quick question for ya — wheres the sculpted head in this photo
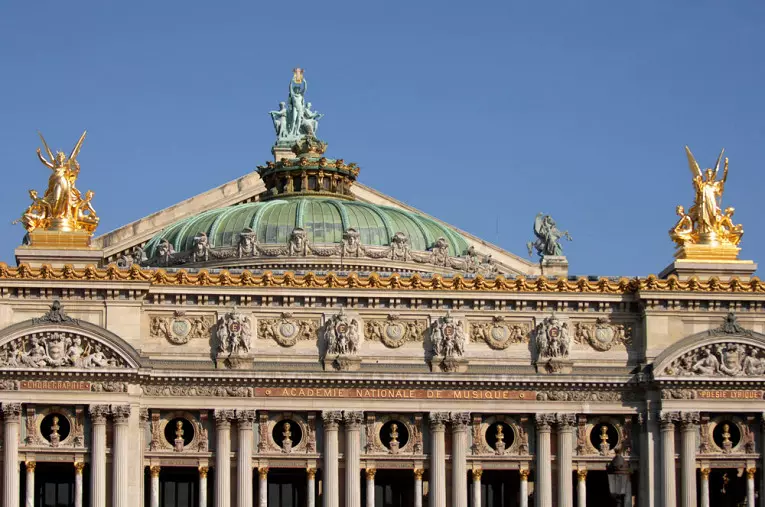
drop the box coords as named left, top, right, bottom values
left=54, top=152, right=67, bottom=166
left=724, top=207, right=735, bottom=217
left=705, top=168, right=714, bottom=180
left=675, top=205, right=685, bottom=216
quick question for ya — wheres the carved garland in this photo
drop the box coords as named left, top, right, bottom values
left=149, top=312, right=214, bottom=345
left=365, top=315, right=425, bottom=348
left=573, top=318, right=632, bottom=351
left=258, top=314, right=318, bottom=347
left=470, top=317, right=531, bottom=350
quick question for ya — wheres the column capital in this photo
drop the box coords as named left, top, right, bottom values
left=700, top=468, right=710, bottom=479
left=322, top=410, right=343, bottom=430
left=150, top=465, right=161, bottom=478
left=139, top=408, right=149, bottom=422
left=577, top=469, right=587, bottom=481
left=111, top=405, right=131, bottom=425
left=556, top=413, right=577, bottom=429
left=74, top=462, right=85, bottom=474
left=413, top=468, right=424, bottom=480
left=89, top=404, right=110, bottom=424
left=519, top=469, right=530, bottom=480
left=306, top=467, right=317, bottom=479
left=343, top=410, right=364, bottom=429
left=214, top=409, right=235, bottom=428
left=679, top=411, right=700, bottom=429
left=26, top=461, right=36, bottom=472
left=1, top=402, right=22, bottom=422
left=659, top=410, right=680, bottom=429
left=535, top=413, right=555, bottom=431
left=199, top=466, right=208, bottom=479
left=471, top=468, right=483, bottom=480
left=429, top=411, right=450, bottom=430
left=450, top=412, right=471, bottom=430
left=236, top=409, right=256, bottom=428
left=258, top=466, right=269, bottom=479
left=365, top=468, right=376, bottom=480
left=747, top=467, right=757, bottom=479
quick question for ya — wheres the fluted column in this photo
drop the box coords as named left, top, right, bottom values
left=660, top=411, right=679, bottom=507
left=519, top=469, right=529, bottom=507
left=307, top=468, right=316, bottom=507
left=89, top=404, right=109, bottom=507
left=236, top=410, right=255, bottom=507
left=699, top=468, right=709, bottom=507
left=112, top=405, right=131, bottom=507
left=25, top=461, right=35, bottom=507
left=74, top=462, right=85, bottom=507
left=139, top=410, right=150, bottom=504
left=638, top=409, right=659, bottom=507
left=322, top=411, right=342, bottom=507
left=258, top=467, right=268, bottom=507
left=150, top=466, right=161, bottom=507
left=414, top=468, right=424, bottom=507
left=535, top=414, right=554, bottom=507
left=429, top=412, right=449, bottom=507
left=344, top=411, right=364, bottom=507
left=556, top=414, right=576, bottom=507
left=3, top=403, right=21, bottom=507
left=451, top=412, right=470, bottom=507
left=747, top=468, right=756, bottom=507
left=215, top=409, right=235, bottom=507
left=471, top=469, right=482, bottom=507
left=365, top=469, right=376, bottom=507
left=679, top=412, right=698, bottom=507
left=577, top=470, right=587, bottom=507
left=199, top=467, right=209, bottom=507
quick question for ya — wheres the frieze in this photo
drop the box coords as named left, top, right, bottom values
left=150, top=311, right=214, bottom=345
left=259, top=313, right=318, bottom=347
left=143, top=385, right=255, bottom=397
left=365, top=315, right=425, bottom=348
left=470, top=317, right=530, bottom=349
left=536, top=390, right=636, bottom=402
left=0, top=332, right=128, bottom=369
left=574, top=318, right=632, bottom=351
left=662, top=342, right=765, bottom=377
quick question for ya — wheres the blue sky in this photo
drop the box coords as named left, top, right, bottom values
left=1, top=1, right=763, bottom=276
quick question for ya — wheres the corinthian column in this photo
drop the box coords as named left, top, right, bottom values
left=344, top=411, right=364, bottom=507
left=236, top=410, right=255, bottom=507
left=199, top=467, right=208, bottom=507
left=215, top=409, right=235, bottom=507
left=519, top=469, right=529, bottom=507
left=365, top=469, right=376, bottom=507
left=258, top=467, right=268, bottom=507
left=679, top=412, right=698, bottom=507
left=451, top=412, right=470, bottom=507
left=74, top=462, right=85, bottom=507
left=660, top=411, right=679, bottom=507
left=322, top=411, right=342, bottom=507
left=25, top=461, right=35, bottom=507
left=89, top=404, right=110, bottom=507
left=429, top=412, right=449, bottom=507
left=747, top=468, right=756, bottom=507
left=471, top=469, right=482, bottom=507
left=150, top=466, right=161, bottom=507
left=112, top=405, right=131, bottom=507
left=699, top=468, right=710, bottom=507
left=535, top=414, right=554, bottom=507
left=556, top=414, right=576, bottom=507
left=3, top=403, right=22, bottom=507
left=577, top=470, right=587, bottom=507
left=414, top=468, right=424, bottom=507
left=307, top=468, right=316, bottom=507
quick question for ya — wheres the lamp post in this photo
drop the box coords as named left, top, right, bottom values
left=607, top=449, right=631, bottom=507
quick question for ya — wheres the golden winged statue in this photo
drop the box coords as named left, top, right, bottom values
left=670, top=146, right=743, bottom=254
left=14, top=131, right=99, bottom=235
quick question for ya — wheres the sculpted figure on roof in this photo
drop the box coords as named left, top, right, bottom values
left=527, top=213, right=572, bottom=259
left=270, top=68, right=324, bottom=145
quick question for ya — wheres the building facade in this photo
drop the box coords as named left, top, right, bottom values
left=1, top=71, right=763, bottom=507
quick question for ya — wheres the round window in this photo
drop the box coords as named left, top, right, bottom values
left=41, top=413, right=70, bottom=443
left=590, top=422, right=619, bottom=451
left=164, top=418, right=195, bottom=447
left=486, top=422, right=514, bottom=451
left=273, top=420, right=302, bottom=449
left=380, top=420, right=409, bottom=450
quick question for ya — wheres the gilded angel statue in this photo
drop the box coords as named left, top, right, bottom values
left=36, top=131, right=86, bottom=220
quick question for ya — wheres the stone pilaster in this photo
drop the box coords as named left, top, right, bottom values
left=199, top=467, right=208, bottom=507
left=577, top=470, right=587, bottom=507
left=699, top=468, right=710, bottom=507
left=2, top=403, right=21, bottom=507
left=307, top=468, right=317, bottom=507
left=344, top=411, right=364, bottom=507
left=660, top=411, right=680, bottom=507
left=215, top=409, right=235, bottom=507
left=679, top=412, right=698, bottom=507
left=556, top=413, right=576, bottom=507
left=638, top=409, right=659, bottom=507
left=365, top=468, right=376, bottom=507
left=429, top=412, right=449, bottom=507
left=471, top=469, right=482, bottom=507
left=414, top=468, right=424, bottom=507
left=150, top=466, right=161, bottom=507
left=322, top=411, right=342, bottom=507
left=519, top=469, right=530, bottom=507
left=112, top=405, right=131, bottom=507
left=451, top=412, right=470, bottom=507
left=258, top=467, right=268, bottom=507
left=236, top=409, right=255, bottom=507
left=89, top=404, right=109, bottom=507
left=25, top=461, right=35, bottom=507
left=535, top=414, right=554, bottom=507
left=74, top=462, right=85, bottom=507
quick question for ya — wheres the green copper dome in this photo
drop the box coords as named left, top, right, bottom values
left=144, top=198, right=471, bottom=259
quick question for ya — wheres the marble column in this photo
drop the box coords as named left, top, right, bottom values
left=199, top=467, right=209, bottom=507
left=74, top=462, right=85, bottom=507
left=519, top=469, right=530, bottom=507
left=660, top=411, right=679, bottom=507
left=2, top=403, right=21, bottom=507
left=89, top=404, right=110, bottom=507
left=258, top=467, right=268, bottom=507
left=236, top=410, right=255, bottom=507
left=344, top=411, right=364, bottom=507
left=535, top=414, right=554, bottom=507
left=679, top=412, right=698, bottom=507
left=112, top=405, right=131, bottom=507
left=150, top=466, right=161, bottom=507
left=215, top=409, right=235, bottom=507
left=365, top=468, right=376, bottom=507
left=429, top=412, right=449, bottom=507
left=307, top=468, right=316, bottom=507
left=452, top=413, right=470, bottom=507
left=322, top=411, right=342, bottom=507
left=699, top=468, right=709, bottom=507
left=25, top=461, right=35, bottom=507
left=414, top=469, right=424, bottom=507
left=577, top=470, right=587, bottom=507
left=747, top=468, right=756, bottom=507
left=471, top=469, right=482, bottom=507
left=639, top=409, right=659, bottom=507
left=556, top=414, right=576, bottom=507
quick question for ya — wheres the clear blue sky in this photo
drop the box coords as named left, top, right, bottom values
left=1, top=1, right=763, bottom=276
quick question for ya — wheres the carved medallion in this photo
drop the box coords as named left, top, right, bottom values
left=150, top=311, right=214, bottom=345
left=365, top=315, right=425, bottom=348
left=471, top=317, right=530, bottom=350
left=259, top=313, right=318, bottom=347
left=574, top=317, right=632, bottom=352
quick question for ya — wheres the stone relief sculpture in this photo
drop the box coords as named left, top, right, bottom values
left=0, top=331, right=126, bottom=369
left=258, top=313, right=318, bottom=347
left=365, top=315, right=425, bottom=348
left=430, top=314, right=466, bottom=358
left=150, top=311, right=214, bottom=345
left=215, top=310, right=253, bottom=362
left=33, top=300, right=79, bottom=326
left=535, top=314, right=572, bottom=373
left=574, top=318, right=632, bottom=351
left=470, top=317, right=530, bottom=350
left=665, top=342, right=765, bottom=377
left=324, top=310, right=360, bottom=356
left=527, top=213, right=572, bottom=259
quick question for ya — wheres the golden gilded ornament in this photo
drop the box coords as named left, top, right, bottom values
left=14, top=131, right=99, bottom=236
left=670, top=146, right=743, bottom=260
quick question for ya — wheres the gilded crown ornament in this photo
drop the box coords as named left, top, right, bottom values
left=14, top=131, right=99, bottom=240
left=670, top=146, right=743, bottom=260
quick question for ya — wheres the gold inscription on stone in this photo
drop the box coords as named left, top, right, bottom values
left=697, top=390, right=763, bottom=399
left=20, top=380, right=91, bottom=391
left=257, top=387, right=534, bottom=400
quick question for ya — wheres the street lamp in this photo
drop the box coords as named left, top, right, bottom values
left=607, top=448, right=631, bottom=507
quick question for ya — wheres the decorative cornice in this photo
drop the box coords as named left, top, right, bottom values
left=2, top=263, right=763, bottom=294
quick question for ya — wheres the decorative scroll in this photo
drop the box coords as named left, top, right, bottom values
left=365, top=315, right=425, bottom=348
left=258, top=313, right=318, bottom=347
left=470, top=317, right=530, bottom=349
